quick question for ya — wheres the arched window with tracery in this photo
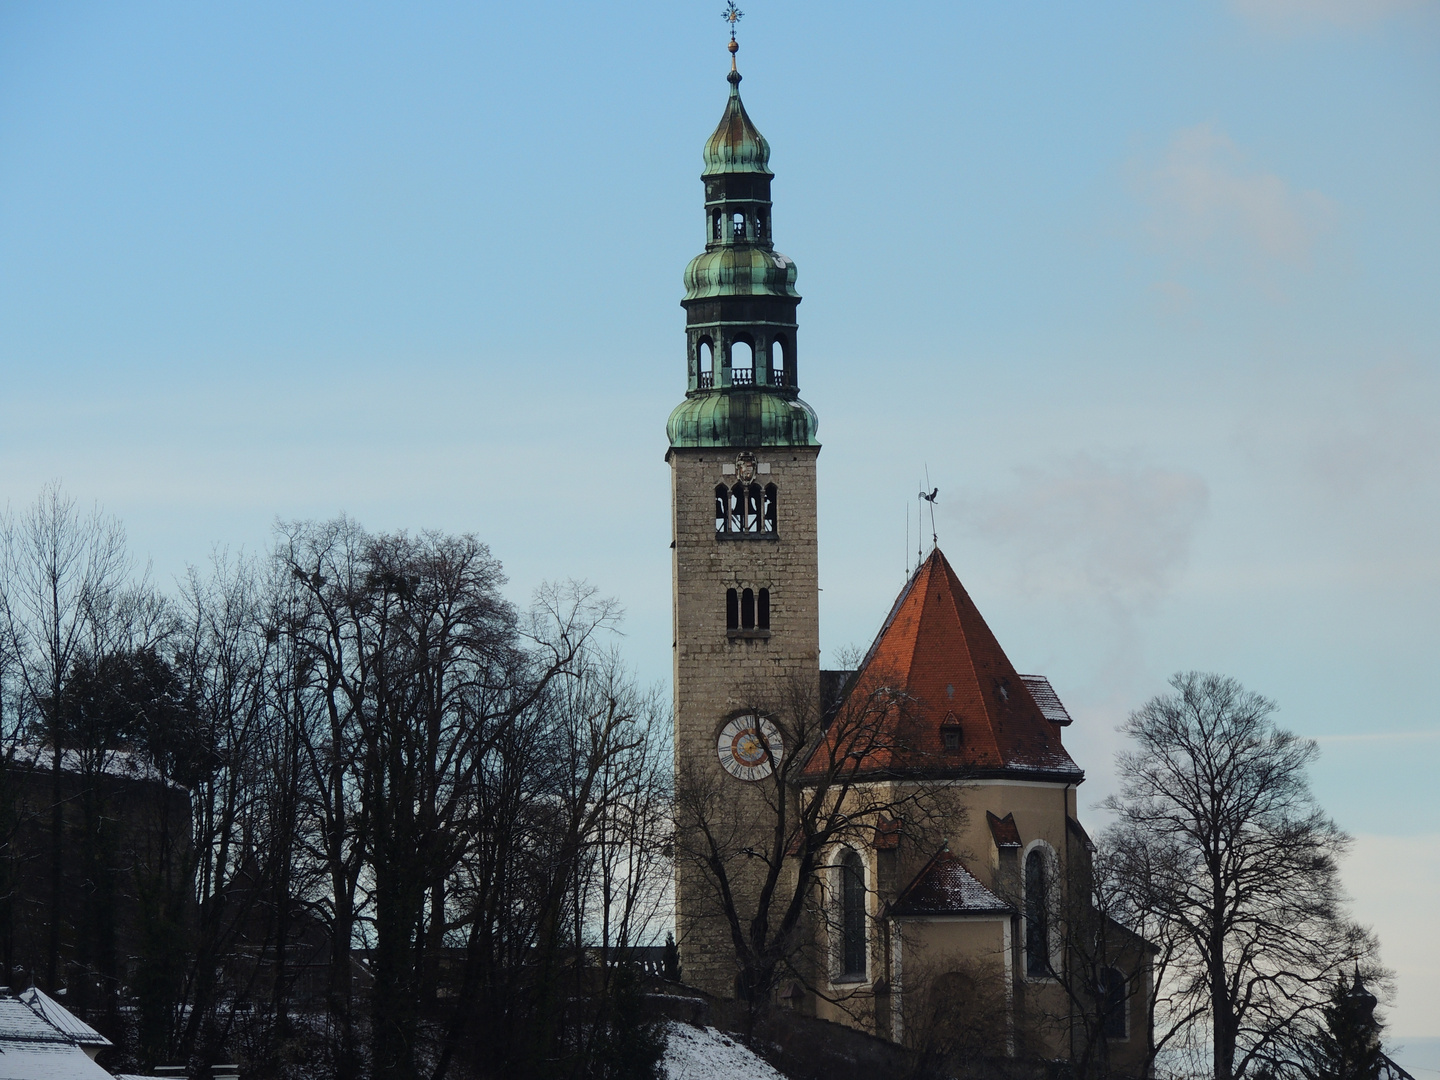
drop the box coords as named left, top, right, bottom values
left=839, top=850, right=866, bottom=979
left=740, top=588, right=755, bottom=630
left=725, top=589, right=739, bottom=631
left=762, top=483, right=777, bottom=533
left=715, top=485, right=728, bottom=533
left=1025, top=848, right=1051, bottom=977
left=729, top=484, right=745, bottom=533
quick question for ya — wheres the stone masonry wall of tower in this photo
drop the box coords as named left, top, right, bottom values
left=668, top=448, right=820, bottom=995
left=666, top=53, right=823, bottom=998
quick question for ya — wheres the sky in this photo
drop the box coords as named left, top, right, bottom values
left=1, top=0, right=1437, bottom=1046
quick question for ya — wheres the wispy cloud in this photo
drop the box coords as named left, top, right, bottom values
left=1232, top=362, right=1440, bottom=562
left=958, top=452, right=1210, bottom=616
left=1133, top=123, right=1335, bottom=270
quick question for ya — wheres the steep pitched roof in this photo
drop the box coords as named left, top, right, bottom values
left=888, top=846, right=1012, bottom=918
left=805, top=548, right=1082, bottom=781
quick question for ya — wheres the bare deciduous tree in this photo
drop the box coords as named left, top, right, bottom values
left=0, top=482, right=129, bottom=988
left=1102, top=672, right=1382, bottom=1080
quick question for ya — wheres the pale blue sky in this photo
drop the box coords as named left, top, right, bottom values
left=2, top=0, right=1437, bottom=1042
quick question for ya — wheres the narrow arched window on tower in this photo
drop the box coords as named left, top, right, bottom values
left=770, top=338, right=786, bottom=385
left=1025, top=849, right=1051, bottom=977
left=698, top=340, right=714, bottom=389
left=839, top=850, right=866, bottom=979
left=731, top=211, right=746, bottom=242
left=712, top=210, right=723, bottom=243
left=763, top=484, right=777, bottom=533
left=757, top=588, right=770, bottom=630
left=746, top=483, right=762, bottom=533
left=729, top=483, right=745, bottom=533
left=740, top=588, right=756, bottom=630
left=725, top=589, right=739, bottom=631
left=731, top=340, right=754, bottom=385
left=715, top=486, right=729, bottom=533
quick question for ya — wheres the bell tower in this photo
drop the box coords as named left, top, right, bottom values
left=666, top=33, right=822, bottom=996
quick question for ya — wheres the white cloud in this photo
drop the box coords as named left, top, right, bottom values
left=1231, top=0, right=1437, bottom=30
left=1133, top=123, right=1335, bottom=270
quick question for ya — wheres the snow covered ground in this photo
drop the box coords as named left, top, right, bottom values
left=663, top=1022, right=786, bottom=1080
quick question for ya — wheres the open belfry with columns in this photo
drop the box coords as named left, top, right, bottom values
left=666, top=28, right=1153, bottom=1074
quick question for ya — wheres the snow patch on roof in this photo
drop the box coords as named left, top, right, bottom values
left=1017, top=674, right=1073, bottom=727
left=664, top=1022, right=786, bottom=1080
left=890, top=848, right=1013, bottom=917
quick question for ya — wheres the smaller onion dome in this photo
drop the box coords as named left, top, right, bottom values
left=683, top=247, right=799, bottom=302
left=703, top=70, right=772, bottom=177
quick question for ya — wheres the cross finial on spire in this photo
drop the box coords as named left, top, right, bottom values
left=723, top=2, right=744, bottom=69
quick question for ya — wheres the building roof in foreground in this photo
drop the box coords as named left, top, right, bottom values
left=888, top=846, right=1013, bottom=918
left=804, top=548, right=1083, bottom=782
left=0, top=988, right=117, bottom=1080
left=16, top=988, right=111, bottom=1048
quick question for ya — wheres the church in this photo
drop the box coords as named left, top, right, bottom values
left=666, top=32, right=1153, bottom=1076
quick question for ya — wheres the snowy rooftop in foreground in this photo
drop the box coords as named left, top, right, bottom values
left=663, top=1022, right=786, bottom=1080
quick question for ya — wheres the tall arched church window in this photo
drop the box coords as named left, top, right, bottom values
left=757, top=588, right=770, bottom=630
left=1025, top=849, right=1051, bottom=977
left=729, top=484, right=745, bottom=533
left=725, top=589, right=739, bottom=631
left=839, top=851, right=866, bottom=979
left=1099, top=967, right=1128, bottom=1039
left=745, top=483, right=762, bottom=534
left=762, top=484, right=777, bottom=533
left=740, top=588, right=755, bottom=630
left=715, top=486, right=729, bottom=533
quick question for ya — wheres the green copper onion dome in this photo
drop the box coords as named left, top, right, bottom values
left=703, top=70, right=772, bottom=177
left=667, top=387, right=818, bottom=448
left=683, top=247, right=798, bottom=301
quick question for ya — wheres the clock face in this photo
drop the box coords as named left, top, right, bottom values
left=717, top=715, right=783, bottom=782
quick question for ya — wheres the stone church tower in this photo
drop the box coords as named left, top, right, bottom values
left=663, top=47, right=1156, bottom=1071
left=666, top=44, right=822, bottom=996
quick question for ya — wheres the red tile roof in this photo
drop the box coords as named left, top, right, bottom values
left=888, top=846, right=1012, bottom=917
left=805, top=548, right=1082, bottom=782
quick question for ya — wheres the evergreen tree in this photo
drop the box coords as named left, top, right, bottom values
left=1310, top=974, right=1384, bottom=1080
